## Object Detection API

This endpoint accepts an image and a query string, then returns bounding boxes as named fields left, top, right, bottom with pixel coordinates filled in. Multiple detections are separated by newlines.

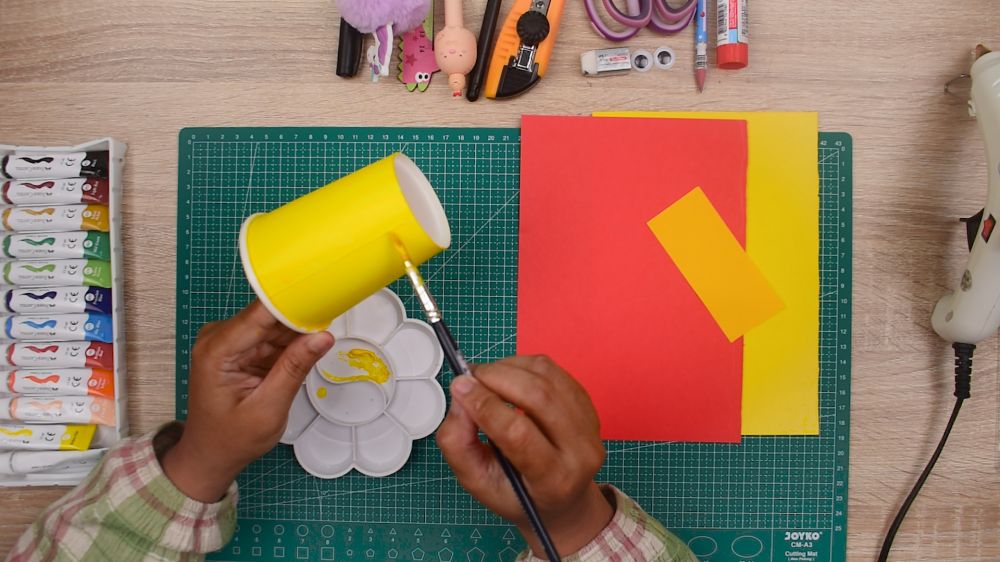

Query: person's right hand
left=436, top=356, right=614, bottom=557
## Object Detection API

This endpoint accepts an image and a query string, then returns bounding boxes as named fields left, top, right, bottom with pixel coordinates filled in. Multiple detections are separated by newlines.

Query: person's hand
left=436, top=356, right=614, bottom=556
left=162, top=301, right=334, bottom=502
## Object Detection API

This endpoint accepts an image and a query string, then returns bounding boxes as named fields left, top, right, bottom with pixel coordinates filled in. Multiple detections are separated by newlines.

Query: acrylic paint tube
left=0, top=448, right=105, bottom=475
left=4, top=287, right=112, bottom=315
left=2, top=178, right=110, bottom=206
left=0, top=422, right=95, bottom=451
left=6, top=368, right=114, bottom=398
left=1, top=313, right=113, bottom=343
left=2, top=259, right=112, bottom=288
left=0, top=395, right=115, bottom=426
left=1, top=152, right=109, bottom=180
left=5, top=342, right=113, bottom=370
left=2, top=231, right=111, bottom=261
left=2, top=204, right=110, bottom=232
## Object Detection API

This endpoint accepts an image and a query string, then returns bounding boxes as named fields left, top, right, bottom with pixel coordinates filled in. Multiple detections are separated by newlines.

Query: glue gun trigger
left=960, top=208, right=985, bottom=251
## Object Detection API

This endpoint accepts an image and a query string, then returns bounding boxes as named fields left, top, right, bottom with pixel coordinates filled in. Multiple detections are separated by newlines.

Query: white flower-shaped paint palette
left=281, top=289, right=446, bottom=478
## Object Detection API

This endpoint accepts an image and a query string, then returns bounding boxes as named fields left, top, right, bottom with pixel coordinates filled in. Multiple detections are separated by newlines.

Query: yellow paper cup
left=239, top=153, right=451, bottom=332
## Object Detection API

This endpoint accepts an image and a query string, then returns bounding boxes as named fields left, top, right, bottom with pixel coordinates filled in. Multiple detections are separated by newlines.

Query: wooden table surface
left=0, top=0, right=998, bottom=559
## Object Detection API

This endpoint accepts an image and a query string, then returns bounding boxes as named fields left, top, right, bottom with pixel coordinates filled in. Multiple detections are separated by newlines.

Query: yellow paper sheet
left=597, top=111, right=819, bottom=435
left=648, top=187, right=784, bottom=342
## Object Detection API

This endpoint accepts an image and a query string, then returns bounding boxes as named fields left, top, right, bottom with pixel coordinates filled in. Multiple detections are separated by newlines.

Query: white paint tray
left=281, top=289, right=446, bottom=478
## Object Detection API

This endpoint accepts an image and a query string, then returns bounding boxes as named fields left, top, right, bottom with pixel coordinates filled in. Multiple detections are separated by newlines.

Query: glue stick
left=716, top=0, right=748, bottom=69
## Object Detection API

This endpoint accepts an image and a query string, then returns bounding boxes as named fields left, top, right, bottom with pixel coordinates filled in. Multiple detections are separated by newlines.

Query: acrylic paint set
left=0, top=138, right=126, bottom=486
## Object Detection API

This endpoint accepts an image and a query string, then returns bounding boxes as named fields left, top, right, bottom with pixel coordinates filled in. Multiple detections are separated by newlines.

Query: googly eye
left=631, top=49, right=653, bottom=72
left=653, top=46, right=676, bottom=70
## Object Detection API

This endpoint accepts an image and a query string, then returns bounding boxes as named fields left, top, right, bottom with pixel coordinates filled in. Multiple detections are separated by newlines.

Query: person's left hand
left=162, top=301, right=334, bottom=502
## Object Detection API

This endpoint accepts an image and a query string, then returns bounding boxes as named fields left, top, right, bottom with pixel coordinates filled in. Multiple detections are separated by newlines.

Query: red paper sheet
left=517, top=115, right=748, bottom=442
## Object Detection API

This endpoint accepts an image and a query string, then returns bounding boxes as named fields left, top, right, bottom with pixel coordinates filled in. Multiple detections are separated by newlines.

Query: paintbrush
left=391, top=236, right=562, bottom=562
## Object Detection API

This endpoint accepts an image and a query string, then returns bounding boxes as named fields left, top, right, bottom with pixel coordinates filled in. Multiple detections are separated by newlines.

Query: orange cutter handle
left=484, top=0, right=565, bottom=99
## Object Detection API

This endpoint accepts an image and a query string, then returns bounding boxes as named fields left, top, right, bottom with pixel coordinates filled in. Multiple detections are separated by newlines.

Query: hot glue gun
left=932, top=47, right=1000, bottom=346
left=881, top=45, right=1000, bottom=562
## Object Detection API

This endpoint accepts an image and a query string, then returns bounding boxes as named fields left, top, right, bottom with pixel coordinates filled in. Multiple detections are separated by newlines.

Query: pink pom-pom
left=337, top=0, right=431, bottom=34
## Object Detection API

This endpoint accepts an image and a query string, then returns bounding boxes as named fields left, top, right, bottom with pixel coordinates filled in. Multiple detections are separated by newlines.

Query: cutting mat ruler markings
left=176, top=127, right=852, bottom=562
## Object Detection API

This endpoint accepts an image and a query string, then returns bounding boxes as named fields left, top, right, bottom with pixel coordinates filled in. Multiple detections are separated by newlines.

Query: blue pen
left=695, top=0, right=708, bottom=92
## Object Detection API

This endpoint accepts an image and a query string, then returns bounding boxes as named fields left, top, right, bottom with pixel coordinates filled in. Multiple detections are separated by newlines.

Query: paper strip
left=647, top=187, right=784, bottom=342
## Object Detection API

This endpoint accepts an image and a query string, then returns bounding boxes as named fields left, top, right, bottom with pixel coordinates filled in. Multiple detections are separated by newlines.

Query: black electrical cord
left=877, top=342, right=974, bottom=562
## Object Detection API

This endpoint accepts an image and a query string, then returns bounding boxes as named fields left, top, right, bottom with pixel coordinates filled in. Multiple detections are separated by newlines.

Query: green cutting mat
left=176, top=127, right=852, bottom=562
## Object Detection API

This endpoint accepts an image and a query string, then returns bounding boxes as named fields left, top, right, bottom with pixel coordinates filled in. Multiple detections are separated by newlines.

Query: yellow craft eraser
left=647, top=187, right=784, bottom=342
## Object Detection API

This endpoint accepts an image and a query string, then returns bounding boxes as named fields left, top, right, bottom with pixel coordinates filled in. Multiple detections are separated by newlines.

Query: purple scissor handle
left=584, top=0, right=697, bottom=41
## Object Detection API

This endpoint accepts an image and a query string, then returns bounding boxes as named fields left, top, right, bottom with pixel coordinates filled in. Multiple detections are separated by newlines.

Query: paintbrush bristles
left=391, top=234, right=442, bottom=323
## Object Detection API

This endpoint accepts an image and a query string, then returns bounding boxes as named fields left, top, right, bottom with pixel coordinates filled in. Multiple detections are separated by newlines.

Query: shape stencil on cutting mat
left=176, top=127, right=851, bottom=562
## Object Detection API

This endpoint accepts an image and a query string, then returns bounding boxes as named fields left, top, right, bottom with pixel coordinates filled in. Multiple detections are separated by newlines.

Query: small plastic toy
left=434, top=0, right=477, bottom=96
left=336, top=0, right=432, bottom=78
left=398, top=9, right=439, bottom=91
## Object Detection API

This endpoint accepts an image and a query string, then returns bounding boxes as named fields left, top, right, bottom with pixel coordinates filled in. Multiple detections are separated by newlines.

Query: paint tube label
left=6, top=368, right=114, bottom=398
left=2, top=313, right=113, bottom=343
left=2, top=152, right=109, bottom=180
left=0, top=448, right=105, bottom=475
left=0, top=396, right=115, bottom=426
left=2, top=231, right=111, bottom=261
left=3, top=259, right=112, bottom=288
left=2, top=178, right=110, bottom=206
left=2, top=205, right=110, bottom=232
left=5, top=342, right=114, bottom=370
left=0, top=423, right=96, bottom=451
left=5, top=287, right=112, bottom=315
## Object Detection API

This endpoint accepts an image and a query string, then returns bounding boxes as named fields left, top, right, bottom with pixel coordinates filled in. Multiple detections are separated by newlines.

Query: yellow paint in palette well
left=320, top=348, right=391, bottom=385
left=316, top=386, right=327, bottom=399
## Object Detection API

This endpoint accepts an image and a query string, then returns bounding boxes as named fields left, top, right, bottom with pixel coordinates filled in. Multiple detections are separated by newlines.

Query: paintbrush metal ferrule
left=392, top=236, right=443, bottom=323
left=402, top=259, right=441, bottom=323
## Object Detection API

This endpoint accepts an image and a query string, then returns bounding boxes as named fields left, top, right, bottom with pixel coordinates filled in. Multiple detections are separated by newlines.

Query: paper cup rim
left=393, top=154, right=451, bottom=249
left=239, top=214, right=311, bottom=333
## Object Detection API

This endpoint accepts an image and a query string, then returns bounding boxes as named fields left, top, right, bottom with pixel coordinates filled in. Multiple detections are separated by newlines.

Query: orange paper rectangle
left=647, top=187, right=784, bottom=342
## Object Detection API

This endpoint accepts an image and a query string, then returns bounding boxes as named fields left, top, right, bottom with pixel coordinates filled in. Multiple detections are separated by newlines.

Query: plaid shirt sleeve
left=5, top=422, right=237, bottom=562
left=517, top=485, right=698, bottom=562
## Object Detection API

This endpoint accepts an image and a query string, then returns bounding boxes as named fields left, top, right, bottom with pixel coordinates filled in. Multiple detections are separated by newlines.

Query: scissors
left=583, top=0, right=697, bottom=41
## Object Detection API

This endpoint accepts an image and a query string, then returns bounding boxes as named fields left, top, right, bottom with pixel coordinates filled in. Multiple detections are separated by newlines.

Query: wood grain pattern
left=0, top=0, right=998, bottom=559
